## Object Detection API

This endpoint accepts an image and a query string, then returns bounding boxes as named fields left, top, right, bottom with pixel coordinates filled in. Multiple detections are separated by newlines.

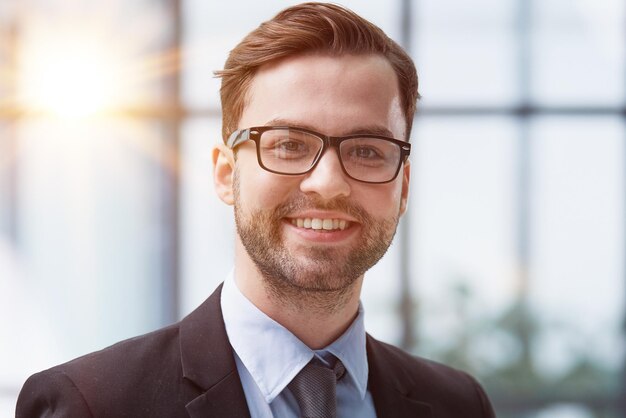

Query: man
left=17, top=3, right=495, bottom=417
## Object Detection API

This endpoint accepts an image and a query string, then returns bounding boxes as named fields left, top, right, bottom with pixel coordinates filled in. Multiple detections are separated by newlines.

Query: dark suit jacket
left=16, top=285, right=496, bottom=417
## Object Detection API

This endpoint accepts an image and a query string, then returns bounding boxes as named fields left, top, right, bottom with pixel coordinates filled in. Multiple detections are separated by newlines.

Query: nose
left=299, top=148, right=351, bottom=200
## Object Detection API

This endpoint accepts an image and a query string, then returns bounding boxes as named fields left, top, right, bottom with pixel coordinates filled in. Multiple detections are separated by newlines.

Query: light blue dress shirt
left=221, top=271, right=377, bottom=418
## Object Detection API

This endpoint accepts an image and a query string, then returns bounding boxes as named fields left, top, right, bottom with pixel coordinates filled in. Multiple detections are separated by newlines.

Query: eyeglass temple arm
left=226, top=129, right=250, bottom=149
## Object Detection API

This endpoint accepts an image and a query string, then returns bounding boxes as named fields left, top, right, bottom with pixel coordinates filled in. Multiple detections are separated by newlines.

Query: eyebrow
left=264, top=118, right=396, bottom=138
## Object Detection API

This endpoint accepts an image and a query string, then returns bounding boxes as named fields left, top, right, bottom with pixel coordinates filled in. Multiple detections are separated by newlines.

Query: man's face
left=222, top=53, right=410, bottom=294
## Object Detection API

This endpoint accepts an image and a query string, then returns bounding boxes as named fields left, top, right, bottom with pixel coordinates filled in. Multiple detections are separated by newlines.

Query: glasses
left=227, top=126, right=411, bottom=184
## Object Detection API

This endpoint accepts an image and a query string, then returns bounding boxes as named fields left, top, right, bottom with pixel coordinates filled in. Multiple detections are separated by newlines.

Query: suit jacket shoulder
left=366, top=335, right=496, bottom=418
left=16, top=284, right=249, bottom=418
left=17, top=323, right=196, bottom=417
left=17, top=285, right=495, bottom=418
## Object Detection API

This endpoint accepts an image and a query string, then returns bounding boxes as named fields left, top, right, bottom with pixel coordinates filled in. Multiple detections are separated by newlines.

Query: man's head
left=216, top=2, right=418, bottom=143
left=213, top=3, right=418, bottom=306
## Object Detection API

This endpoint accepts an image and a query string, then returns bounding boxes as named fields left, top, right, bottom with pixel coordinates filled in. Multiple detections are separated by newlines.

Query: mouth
left=288, top=217, right=350, bottom=231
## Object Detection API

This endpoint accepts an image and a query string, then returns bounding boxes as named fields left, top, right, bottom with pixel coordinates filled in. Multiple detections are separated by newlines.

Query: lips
left=290, top=217, right=349, bottom=231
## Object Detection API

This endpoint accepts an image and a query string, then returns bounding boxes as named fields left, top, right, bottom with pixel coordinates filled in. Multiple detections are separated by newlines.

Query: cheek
left=236, top=164, right=296, bottom=210
left=354, top=183, right=403, bottom=217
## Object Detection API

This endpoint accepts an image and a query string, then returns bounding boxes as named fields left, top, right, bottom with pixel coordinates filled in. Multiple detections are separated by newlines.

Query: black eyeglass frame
left=226, top=126, right=411, bottom=184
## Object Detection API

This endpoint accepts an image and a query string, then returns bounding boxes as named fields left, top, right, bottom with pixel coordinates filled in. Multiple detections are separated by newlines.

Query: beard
left=233, top=171, right=400, bottom=305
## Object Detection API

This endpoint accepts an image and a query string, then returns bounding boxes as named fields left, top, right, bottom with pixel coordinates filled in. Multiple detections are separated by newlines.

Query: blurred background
left=0, top=0, right=624, bottom=416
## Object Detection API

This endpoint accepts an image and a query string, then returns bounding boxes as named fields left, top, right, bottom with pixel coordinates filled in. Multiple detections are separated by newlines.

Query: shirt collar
left=220, top=270, right=369, bottom=403
left=320, top=304, right=368, bottom=399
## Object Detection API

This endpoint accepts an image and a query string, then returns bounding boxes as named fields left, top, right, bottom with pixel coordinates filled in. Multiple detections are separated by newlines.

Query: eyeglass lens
left=258, top=128, right=402, bottom=182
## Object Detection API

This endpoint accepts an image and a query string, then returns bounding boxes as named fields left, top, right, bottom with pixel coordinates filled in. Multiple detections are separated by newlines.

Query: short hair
left=215, top=2, right=419, bottom=142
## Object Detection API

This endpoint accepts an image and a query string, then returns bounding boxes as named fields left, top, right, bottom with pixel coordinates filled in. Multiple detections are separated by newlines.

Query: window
left=1, top=1, right=623, bottom=417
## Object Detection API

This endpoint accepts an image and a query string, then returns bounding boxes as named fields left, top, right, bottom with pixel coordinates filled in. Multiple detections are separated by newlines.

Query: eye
left=277, top=139, right=308, bottom=153
left=351, top=147, right=380, bottom=159
left=267, top=137, right=313, bottom=161
left=341, top=138, right=399, bottom=169
left=260, top=129, right=322, bottom=163
left=348, top=145, right=384, bottom=160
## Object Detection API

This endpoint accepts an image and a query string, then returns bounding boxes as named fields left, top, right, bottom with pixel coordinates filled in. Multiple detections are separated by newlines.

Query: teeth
left=290, top=217, right=350, bottom=231
left=311, top=219, right=323, bottom=230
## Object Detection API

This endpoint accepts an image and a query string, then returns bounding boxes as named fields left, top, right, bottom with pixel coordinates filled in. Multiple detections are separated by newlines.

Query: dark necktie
left=288, top=357, right=346, bottom=418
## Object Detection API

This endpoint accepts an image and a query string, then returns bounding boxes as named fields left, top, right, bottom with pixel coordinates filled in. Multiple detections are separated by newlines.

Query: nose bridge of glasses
left=303, top=136, right=351, bottom=196
left=325, top=136, right=343, bottom=150
left=314, top=136, right=344, bottom=165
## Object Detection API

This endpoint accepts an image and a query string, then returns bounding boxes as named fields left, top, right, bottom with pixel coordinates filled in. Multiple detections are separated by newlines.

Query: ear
left=212, top=143, right=236, bottom=206
left=399, top=159, right=410, bottom=216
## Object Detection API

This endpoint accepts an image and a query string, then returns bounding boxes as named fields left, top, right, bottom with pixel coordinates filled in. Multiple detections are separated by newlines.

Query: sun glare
left=19, top=35, right=124, bottom=119
left=14, top=2, right=176, bottom=121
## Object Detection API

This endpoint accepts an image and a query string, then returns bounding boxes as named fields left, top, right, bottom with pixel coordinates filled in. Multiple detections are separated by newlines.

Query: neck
left=234, top=245, right=363, bottom=349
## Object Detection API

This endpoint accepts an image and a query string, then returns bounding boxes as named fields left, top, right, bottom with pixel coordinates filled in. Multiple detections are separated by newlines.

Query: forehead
left=239, top=53, right=405, bottom=139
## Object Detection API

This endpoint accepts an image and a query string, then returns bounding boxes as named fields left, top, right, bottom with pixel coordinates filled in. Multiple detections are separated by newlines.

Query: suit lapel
left=177, top=285, right=433, bottom=418
left=179, top=284, right=251, bottom=418
left=366, top=335, right=433, bottom=418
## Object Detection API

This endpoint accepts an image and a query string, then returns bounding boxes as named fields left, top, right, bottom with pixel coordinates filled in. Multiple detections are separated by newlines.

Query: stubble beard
left=233, top=171, right=400, bottom=312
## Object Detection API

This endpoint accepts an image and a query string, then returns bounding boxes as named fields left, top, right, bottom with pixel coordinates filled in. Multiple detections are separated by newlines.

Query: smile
left=289, top=218, right=349, bottom=231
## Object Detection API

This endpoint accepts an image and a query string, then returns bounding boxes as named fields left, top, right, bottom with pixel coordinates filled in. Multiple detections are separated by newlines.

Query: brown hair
left=215, top=2, right=419, bottom=142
